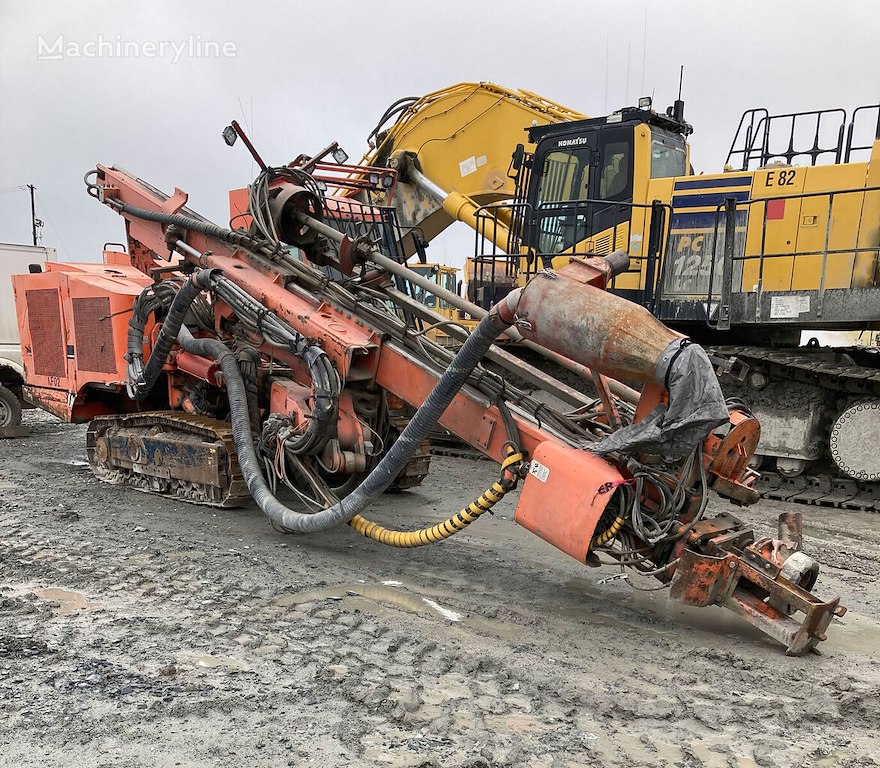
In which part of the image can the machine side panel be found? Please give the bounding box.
[13,263,153,421]
[514,440,621,563]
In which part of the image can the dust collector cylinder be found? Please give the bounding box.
[511,271,682,383]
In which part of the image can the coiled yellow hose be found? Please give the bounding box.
[348,451,524,548]
[591,515,627,548]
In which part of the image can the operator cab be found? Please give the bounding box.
[519,98,692,257]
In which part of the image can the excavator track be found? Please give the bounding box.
[711,344,880,511]
[86,412,249,508]
[756,469,880,511]
[711,344,880,397]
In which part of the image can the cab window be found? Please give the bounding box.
[599,141,631,199]
[651,132,687,178]
[537,148,591,205]
[409,265,438,308]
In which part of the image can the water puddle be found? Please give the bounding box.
[276,583,463,622]
[32,587,100,615]
[274,582,528,639]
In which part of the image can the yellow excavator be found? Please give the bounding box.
[360,82,880,508]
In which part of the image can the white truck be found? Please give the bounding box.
[1,242,56,427]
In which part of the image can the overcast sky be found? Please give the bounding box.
[1,0,878,269]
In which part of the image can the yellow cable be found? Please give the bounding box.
[349,451,524,548]
[591,516,627,548]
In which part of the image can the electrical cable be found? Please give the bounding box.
[178,303,517,534]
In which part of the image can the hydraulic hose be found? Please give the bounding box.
[178,306,515,534]
[127,270,217,399]
[85,170,270,254]
[591,514,627,548]
[348,448,523,547]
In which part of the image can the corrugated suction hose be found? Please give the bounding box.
[178,299,517,534]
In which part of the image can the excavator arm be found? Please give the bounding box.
[362,82,586,254]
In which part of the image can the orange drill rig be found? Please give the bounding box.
[10,148,845,655]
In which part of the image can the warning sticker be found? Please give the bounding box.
[629,233,643,253]
[769,294,810,319]
[459,156,478,177]
[529,460,550,483]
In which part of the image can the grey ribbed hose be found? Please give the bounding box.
[177,307,514,533]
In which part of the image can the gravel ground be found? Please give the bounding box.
[1,411,879,767]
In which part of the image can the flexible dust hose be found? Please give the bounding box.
[127,270,217,400]
[179,306,515,533]
[348,449,523,547]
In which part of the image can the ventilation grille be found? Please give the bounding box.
[594,234,613,255]
[25,289,65,377]
[73,297,116,374]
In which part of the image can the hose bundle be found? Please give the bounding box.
[126,270,217,400]
[178,306,514,534]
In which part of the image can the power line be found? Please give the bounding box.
[33,191,69,255]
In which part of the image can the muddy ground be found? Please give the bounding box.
[1,412,879,768]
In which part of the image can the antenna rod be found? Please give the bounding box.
[678,65,684,101]
[27,184,37,246]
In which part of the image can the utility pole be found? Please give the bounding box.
[27,184,37,246]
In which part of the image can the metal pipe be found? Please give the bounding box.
[385,286,595,409]
[407,166,447,202]
[294,210,523,341]
[408,167,513,254]
[295,210,641,406]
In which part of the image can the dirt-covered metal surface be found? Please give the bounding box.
[1,412,879,767]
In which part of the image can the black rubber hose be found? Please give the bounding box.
[178,308,513,533]
[128,270,217,400]
[106,196,268,254]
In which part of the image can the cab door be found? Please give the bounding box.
[526,125,634,259]
[588,125,635,246]
[528,130,598,258]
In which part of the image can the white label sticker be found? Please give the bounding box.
[529,460,550,483]
[475,155,487,168]
[769,295,810,319]
[629,233,643,253]
[459,156,478,177]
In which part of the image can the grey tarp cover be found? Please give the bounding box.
[592,340,729,459]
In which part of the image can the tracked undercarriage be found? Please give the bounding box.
[711,344,880,510]
[86,410,432,506]
[87,412,249,507]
